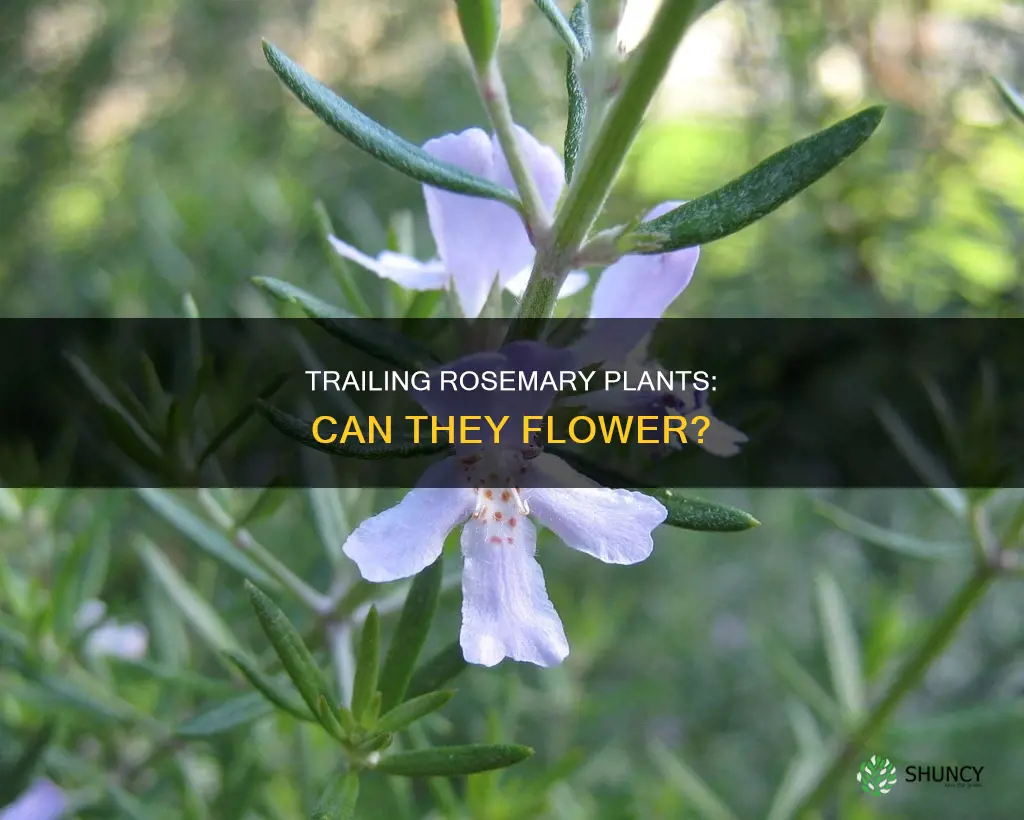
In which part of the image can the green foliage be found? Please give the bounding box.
[373,743,534,777]
[262,42,520,209]
[642,488,761,531]
[564,1,592,181]
[350,606,381,723]
[245,581,347,739]
[379,560,445,713]
[2,0,1023,818]
[312,772,360,820]
[625,107,886,253]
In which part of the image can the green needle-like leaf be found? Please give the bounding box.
[263,42,520,209]
[134,487,279,589]
[65,353,165,474]
[0,725,54,805]
[563,1,591,181]
[649,739,741,820]
[640,488,760,531]
[313,772,360,820]
[254,276,440,370]
[319,693,358,741]
[176,693,274,737]
[379,558,444,712]
[535,0,586,63]
[351,606,381,723]
[354,730,393,753]
[313,317,440,371]
[374,744,534,777]
[314,200,374,316]
[135,537,242,655]
[993,76,1024,124]
[245,581,341,736]
[625,106,885,252]
[407,641,469,699]
[813,498,964,562]
[197,373,289,466]
[815,572,866,722]
[874,400,967,518]
[252,276,354,320]
[223,650,314,721]
[376,690,456,734]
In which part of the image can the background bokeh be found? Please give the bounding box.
[2,0,1023,818]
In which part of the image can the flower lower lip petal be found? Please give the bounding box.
[459,513,568,667]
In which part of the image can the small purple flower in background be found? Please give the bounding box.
[84,622,149,660]
[342,341,667,667]
[329,125,588,318]
[0,778,68,820]
[74,599,149,661]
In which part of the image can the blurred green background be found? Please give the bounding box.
[2,0,1023,818]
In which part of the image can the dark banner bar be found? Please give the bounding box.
[0,318,1020,488]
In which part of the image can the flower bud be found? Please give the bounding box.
[454,0,502,72]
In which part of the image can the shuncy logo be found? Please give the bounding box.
[857,755,985,796]
[858,755,899,795]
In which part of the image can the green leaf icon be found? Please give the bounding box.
[857,755,898,795]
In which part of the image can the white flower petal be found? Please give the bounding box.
[342,458,474,582]
[328,235,448,290]
[460,513,569,667]
[557,271,589,298]
[501,268,530,298]
[85,621,148,660]
[0,778,69,820]
[589,244,699,319]
[585,201,698,361]
[525,454,667,564]
[422,128,535,318]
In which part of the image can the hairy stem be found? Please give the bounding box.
[478,61,551,235]
[507,0,702,333]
